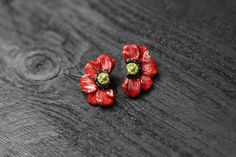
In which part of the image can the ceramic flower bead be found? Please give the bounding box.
[122,45,158,97]
[80,54,115,106]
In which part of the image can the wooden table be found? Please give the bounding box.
[0,0,235,156]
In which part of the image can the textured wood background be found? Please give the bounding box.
[0,0,235,157]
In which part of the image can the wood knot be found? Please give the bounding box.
[22,50,61,81]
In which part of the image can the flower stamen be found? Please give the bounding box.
[126,61,141,79]
[95,71,111,89]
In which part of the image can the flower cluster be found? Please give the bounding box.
[80,45,158,106]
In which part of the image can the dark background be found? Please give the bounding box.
[0,0,235,157]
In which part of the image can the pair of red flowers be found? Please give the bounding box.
[80,44,158,106]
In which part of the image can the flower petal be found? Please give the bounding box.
[140,51,153,64]
[138,45,149,59]
[84,60,101,77]
[122,44,140,61]
[104,89,114,98]
[80,74,97,93]
[141,58,158,78]
[96,89,114,106]
[122,78,141,97]
[97,54,115,73]
[140,75,153,91]
[87,92,97,105]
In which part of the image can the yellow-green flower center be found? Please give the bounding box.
[126,62,139,76]
[97,72,110,86]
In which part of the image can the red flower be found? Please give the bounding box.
[122,44,158,97]
[80,54,115,106]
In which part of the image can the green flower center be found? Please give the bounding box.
[97,72,110,86]
[126,62,139,76]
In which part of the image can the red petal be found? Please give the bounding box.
[141,58,158,78]
[104,89,114,98]
[97,54,115,73]
[122,44,140,61]
[140,75,153,91]
[87,92,97,105]
[96,89,114,106]
[122,78,141,97]
[80,74,97,93]
[84,60,101,77]
[138,45,149,59]
[139,50,153,64]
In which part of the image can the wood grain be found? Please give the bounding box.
[0,0,235,156]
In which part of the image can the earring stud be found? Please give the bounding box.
[80,54,115,106]
[122,44,158,98]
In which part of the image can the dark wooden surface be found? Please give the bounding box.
[0,0,235,157]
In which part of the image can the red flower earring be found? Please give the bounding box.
[122,44,158,97]
[80,54,115,106]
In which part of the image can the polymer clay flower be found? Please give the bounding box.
[122,44,158,97]
[80,54,115,106]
